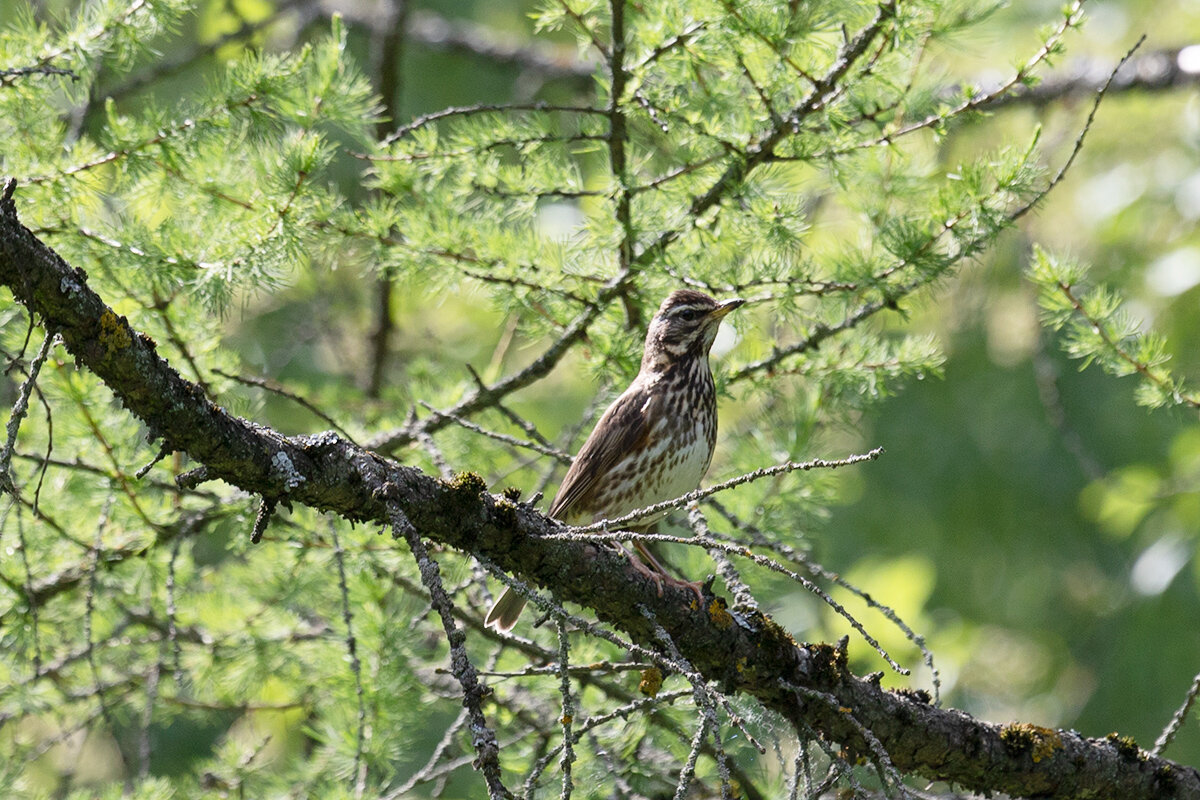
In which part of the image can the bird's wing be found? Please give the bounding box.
[548,380,657,521]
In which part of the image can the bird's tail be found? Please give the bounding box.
[484,586,527,631]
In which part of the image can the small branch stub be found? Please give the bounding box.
[251,497,277,544]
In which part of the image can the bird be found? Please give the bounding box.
[485,289,743,631]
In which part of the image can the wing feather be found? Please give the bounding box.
[548,380,655,521]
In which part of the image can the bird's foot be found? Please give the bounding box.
[627,550,666,597]
[662,575,706,609]
[624,549,705,607]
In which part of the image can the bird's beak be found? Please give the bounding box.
[710,298,745,320]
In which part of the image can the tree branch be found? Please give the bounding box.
[1,181,1197,799]
[405,8,596,83]
[977,45,1200,110]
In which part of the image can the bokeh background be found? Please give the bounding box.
[2,0,1200,794]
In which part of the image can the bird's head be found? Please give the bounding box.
[641,289,743,371]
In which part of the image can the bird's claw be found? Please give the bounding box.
[625,548,706,606]
[628,552,666,596]
[667,576,706,609]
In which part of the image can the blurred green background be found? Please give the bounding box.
[2,0,1200,795]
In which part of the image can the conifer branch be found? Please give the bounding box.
[394,506,511,800]
[1053,279,1199,409]
[1154,671,1200,757]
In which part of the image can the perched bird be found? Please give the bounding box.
[485,289,743,631]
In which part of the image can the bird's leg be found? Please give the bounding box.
[624,541,666,596]
[628,526,706,608]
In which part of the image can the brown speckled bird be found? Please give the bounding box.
[485,289,743,630]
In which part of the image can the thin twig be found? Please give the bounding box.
[1153,671,1200,756]
[786,737,813,800]
[547,524,907,675]
[419,402,573,463]
[96,0,313,103]
[393,506,511,799]
[572,449,883,531]
[688,505,756,611]
[642,611,736,800]
[784,680,912,799]
[165,533,185,690]
[1,331,56,497]
[138,659,162,779]
[553,0,609,58]
[628,0,898,273]
[10,505,43,673]
[369,267,635,454]
[850,0,1087,152]
[27,93,263,186]
[412,406,454,479]
[1013,35,1148,225]
[384,647,504,799]
[384,102,605,144]
[977,45,1200,111]
[641,608,764,756]
[673,709,711,800]
[212,368,361,444]
[84,497,132,781]
[705,498,940,701]
[331,521,368,797]
[730,83,1083,385]
[555,619,576,799]
[1053,280,1198,409]
[28,385,53,514]
[0,64,79,86]
[522,688,694,795]
[466,660,650,679]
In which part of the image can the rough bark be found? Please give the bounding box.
[1,182,1196,799]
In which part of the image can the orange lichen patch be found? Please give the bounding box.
[707,597,733,629]
[638,667,663,698]
[98,309,132,352]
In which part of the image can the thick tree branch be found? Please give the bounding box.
[1,182,1197,799]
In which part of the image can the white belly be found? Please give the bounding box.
[599,417,713,522]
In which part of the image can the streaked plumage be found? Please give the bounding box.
[485,289,742,630]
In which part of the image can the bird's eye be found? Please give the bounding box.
[677,308,705,321]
